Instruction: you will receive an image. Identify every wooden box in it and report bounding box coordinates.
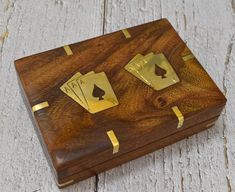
[14,18,226,188]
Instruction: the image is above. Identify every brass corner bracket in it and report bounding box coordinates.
[107,130,119,154]
[172,106,184,128]
[57,179,74,188]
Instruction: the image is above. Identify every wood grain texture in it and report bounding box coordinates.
[0,0,234,192]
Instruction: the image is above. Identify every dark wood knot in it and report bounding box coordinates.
[154,96,167,108]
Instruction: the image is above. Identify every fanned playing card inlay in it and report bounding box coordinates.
[60,71,119,113]
[124,52,180,90]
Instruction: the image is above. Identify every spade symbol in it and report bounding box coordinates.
[155,64,167,78]
[92,84,105,100]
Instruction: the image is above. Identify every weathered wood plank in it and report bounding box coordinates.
[0,0,104,191]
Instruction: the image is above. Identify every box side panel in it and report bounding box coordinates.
[57,116,219,188]
[57,103,225,180]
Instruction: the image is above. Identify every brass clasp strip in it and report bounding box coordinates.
[107,130,119,154]
[63,45,73,55]
[32,101,49,113]
[122,29,131,39]
[182,53,195,61]
[172,106,184,128]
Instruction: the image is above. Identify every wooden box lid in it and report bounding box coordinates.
[14,19,226,185]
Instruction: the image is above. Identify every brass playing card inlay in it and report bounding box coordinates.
[60,71,119,113]
[125,52,180,90]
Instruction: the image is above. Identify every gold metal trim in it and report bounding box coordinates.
[182,54,195,61]
[32,101,49,113]
[172,106,184,128]
[63,45,73,56]
[206,122,216,128]
[57,180,74,187]
[122,29,131,39]
[107,130,119,154]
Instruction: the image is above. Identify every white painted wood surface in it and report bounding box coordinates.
[0,0,234,191]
